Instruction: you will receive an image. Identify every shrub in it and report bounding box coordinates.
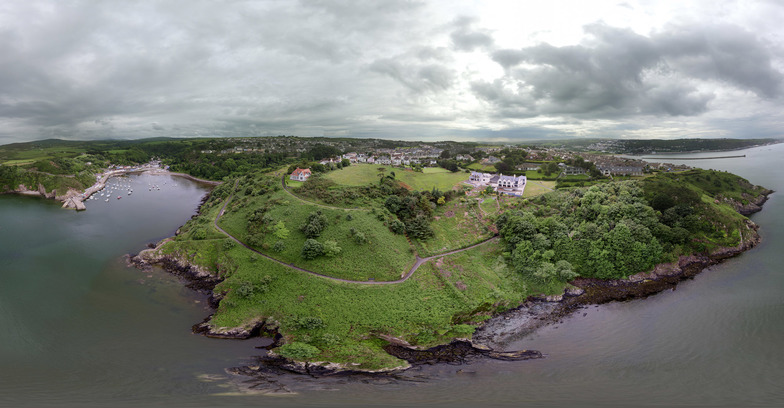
[277,342,320,361]
[235,281,255,298]
[294,316,325,330]
[301,211,327,238]
[273,220,290,240]
[406,215,434,239]
[353,231,367,244]
[192,228,207,240]
[301,239,324,259]
[323,240,341,257]
[319,333,341,347]
[273,240,286,253]
[389,219,406,234]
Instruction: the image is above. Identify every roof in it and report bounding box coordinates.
[291,167,311,176]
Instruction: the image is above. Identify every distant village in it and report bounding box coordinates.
[196,136,692,194]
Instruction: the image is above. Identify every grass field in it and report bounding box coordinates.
[2,159,38,166]
[397,167,469,191]
[523,180,556,197]
[326,164,469,192]
[523,170,558,180]
[218,189,414,281]
[467,163,497,172]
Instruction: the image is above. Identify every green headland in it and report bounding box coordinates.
[1,137,773,372]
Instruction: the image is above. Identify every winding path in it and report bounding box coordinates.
[213,180,498,285]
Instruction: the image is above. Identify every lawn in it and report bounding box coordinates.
[523,180,556,198]
[523,170,558,180]
[325,164,469,192]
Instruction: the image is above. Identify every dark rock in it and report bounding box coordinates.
[384,339,542,365]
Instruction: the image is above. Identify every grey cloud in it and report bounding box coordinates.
[450,16,494,51]
[654,23,782,98]
[482,22,781,119]
[370,59,455,92]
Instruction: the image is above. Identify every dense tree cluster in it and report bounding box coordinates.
[497,182,664,281]
[493,148,529,173]
[384,187,459,239]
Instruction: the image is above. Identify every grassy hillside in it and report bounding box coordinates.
[326,164,469,191]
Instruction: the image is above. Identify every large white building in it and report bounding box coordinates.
[469,171,526,196]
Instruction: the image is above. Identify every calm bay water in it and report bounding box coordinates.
[2,146,783,407]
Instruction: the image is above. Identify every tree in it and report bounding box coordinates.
[406,215,434,239]
[301,239,324,259]
[341,158,350,167]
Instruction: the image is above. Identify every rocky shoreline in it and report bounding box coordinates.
[474,215,766,348]
[129,189,771,379]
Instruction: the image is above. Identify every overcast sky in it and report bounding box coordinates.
[1,0,783,145]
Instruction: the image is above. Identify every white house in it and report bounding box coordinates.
[469,171,493,184]
[470,171,526,196]
[290,167,312,181]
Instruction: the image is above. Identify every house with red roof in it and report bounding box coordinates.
[289,167,312,182]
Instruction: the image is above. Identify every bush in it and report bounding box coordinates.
[273,240,286,253]
[323,240,341,257]
[192,228,207,240]
[301,211,327,238]
[389,219,406,234]
[235,281,255,298]
[353,231,367,244]
[301,239,324,259]
[273,220,290,240]
[277,342,320,361]
[319,333,341,347]
[295,316,325,330]
[406,215,434,239]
